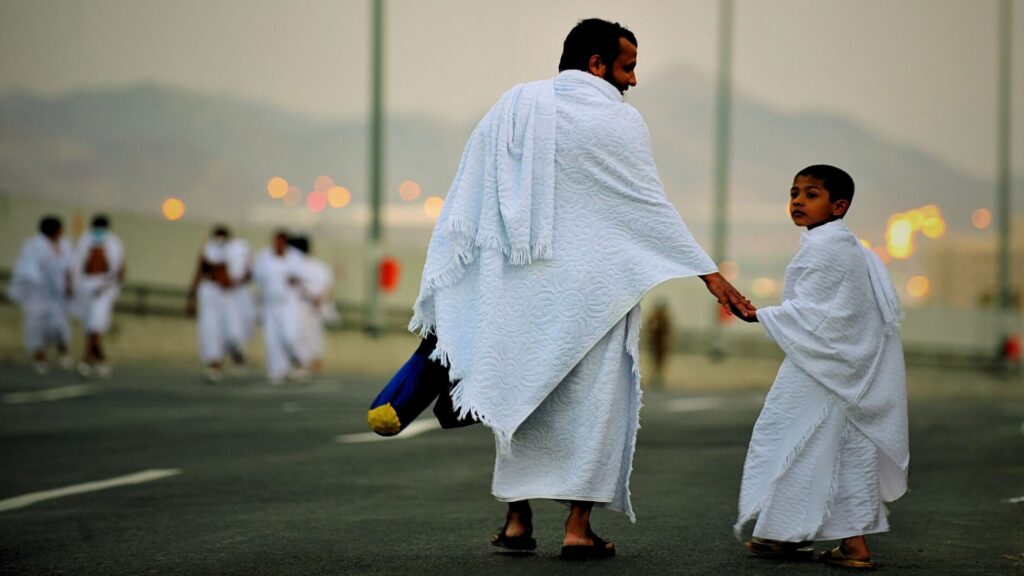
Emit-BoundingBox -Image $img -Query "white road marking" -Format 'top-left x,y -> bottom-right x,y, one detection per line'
0,469 -> 182,513
665,397 -> 729,412
1004,496 -> 1024,504
335,419 -> 442,444
3,385 -> 97,405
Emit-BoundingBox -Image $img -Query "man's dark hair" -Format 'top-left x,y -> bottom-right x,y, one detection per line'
212,224 -> 231,238
796,164 -> 855,205
558,18 -> 637,73
288,235 -> 309,254
39,215 -> 63,238
92,214 -> 110,228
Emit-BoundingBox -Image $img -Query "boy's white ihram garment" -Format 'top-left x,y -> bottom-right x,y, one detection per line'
8,234 -> 73,351
411,70 -> 717,520
736,219 -> 909,541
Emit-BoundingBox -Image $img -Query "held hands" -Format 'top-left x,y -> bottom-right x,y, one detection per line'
700,272 -> 758,322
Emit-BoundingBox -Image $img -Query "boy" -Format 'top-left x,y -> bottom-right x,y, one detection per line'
734,165 -> 909,570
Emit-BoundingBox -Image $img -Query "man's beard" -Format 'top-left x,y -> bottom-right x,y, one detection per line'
603,69 -> 628,94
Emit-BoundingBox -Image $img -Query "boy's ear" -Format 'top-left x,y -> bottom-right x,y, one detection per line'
831,199 -> 850,218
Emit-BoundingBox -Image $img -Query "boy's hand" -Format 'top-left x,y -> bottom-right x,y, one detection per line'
700,272 -> 756,320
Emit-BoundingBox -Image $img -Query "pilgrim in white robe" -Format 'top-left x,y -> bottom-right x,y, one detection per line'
8,233 -> 73,353
735,219 -> 909,542
196,240 -> 237,365
411,70 -> 717,520
253,246 -> 306,381
298,257 -> 336,364
71,231 -> 124,335
225,238 -> 257,348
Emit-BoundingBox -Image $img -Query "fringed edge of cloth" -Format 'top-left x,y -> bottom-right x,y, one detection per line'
408,215 -> 553,338
620,306 -> 644,523
733,396 -> 836,540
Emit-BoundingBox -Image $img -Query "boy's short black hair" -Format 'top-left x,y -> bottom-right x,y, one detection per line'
92,214 -> 110,228
212,224 -> 231,238
39,215 -> 63,238
558,18 -> 637,73
796,165 -> 854,205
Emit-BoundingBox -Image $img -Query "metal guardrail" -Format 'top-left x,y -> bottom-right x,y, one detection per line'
0,269 -> 1014,372
0,269 -> 412,333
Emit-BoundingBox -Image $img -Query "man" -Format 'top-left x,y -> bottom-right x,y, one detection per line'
8,215 -> 75,374
225,233 -> 257,371
253,231 -> 308,384
289,235 -> 338,374
71,214 -> 125,378
187,225 -> 247,383
410,18 -> 753,558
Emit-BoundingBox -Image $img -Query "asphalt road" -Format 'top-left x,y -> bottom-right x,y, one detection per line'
1,363 -> 1021,575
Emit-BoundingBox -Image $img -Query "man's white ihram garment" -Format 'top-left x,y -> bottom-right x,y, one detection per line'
410,70 -> 717,521
8,234 -> 73,351
735,219 -> 909,541
71,232 -> 124,334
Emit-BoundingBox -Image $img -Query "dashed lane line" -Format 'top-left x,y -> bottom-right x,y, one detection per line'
0,469 -> 183,513
3,384 -> 97,405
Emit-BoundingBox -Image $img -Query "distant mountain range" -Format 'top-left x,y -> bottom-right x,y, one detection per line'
0,64 -> 1005,274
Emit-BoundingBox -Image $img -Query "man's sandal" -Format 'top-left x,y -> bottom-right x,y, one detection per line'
745,538 -> 815,561
820,546 -> 878,570
560,529 -> 615,560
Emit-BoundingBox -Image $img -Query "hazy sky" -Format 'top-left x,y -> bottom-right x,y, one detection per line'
1,0 -> 1021,182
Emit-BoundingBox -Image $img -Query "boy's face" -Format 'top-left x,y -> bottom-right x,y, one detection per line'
789,175 -> 848,229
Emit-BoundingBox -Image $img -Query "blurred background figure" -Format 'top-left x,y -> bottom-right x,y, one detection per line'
225,233 -> 257,372
646,299 -> 673,388
187,225 -> 247,383
70,214 -> 125,378
289,235 -> 338,375
253,231 -> 308,384
7,215 -> 74,374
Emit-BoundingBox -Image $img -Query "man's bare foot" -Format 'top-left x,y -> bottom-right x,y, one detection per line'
840,535 -> 872,561
492,501 -> 535,550
562,501 -> 615,553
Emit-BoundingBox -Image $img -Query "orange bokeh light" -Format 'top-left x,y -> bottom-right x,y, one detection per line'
314,175 -> 335,193
328,186 -> 351,208
906,275 -> 931,299
399,180 -> 422,202
972,208 -> 992,230
162,197 -> 186,221
423,196 -> 444,219
283,185 -> 303,206
267,177 -> 288,199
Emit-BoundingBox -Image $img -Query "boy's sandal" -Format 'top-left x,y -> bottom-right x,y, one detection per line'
560,529 -> 615,560
491,520 -> 536,551
745,538 -> 815,561
820,546 -> 877,570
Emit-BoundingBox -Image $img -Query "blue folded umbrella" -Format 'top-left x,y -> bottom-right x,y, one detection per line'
368,335 -> 443,436
368,335 -> 477,436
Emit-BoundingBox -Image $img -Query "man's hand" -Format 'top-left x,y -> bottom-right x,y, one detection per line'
700,272 -> 757,320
